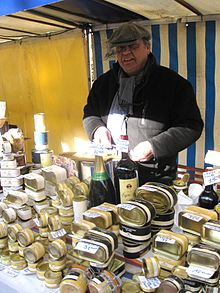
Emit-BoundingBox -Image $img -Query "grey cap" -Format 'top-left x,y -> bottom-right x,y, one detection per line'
108,22 -> 151,48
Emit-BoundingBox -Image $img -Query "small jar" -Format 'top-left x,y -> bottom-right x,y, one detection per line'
60,269 -> 88,293
23,241 -> 45,263
17,228 -> 35,247
10,254 -> 27,270
48,256 -> 66,272
36,261 -> 49,280
44,269 -> 62,289
88,270 -> 121,293
156,275 -> 185,293
48,238 -> 67,259
8,223 -> 23,242
2,207 -> 17,223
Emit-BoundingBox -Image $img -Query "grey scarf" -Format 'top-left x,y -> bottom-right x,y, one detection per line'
107,62 -> 149,144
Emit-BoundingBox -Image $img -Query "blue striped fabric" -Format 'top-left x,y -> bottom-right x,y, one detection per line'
92,21 -> 219,169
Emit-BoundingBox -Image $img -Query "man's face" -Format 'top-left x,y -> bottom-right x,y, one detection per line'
116,39 -> 150,76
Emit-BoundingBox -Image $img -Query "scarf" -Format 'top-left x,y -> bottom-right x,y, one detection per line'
107,54 -> 155,144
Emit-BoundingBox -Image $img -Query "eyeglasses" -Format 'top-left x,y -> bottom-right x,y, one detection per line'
116,43 -> 140,54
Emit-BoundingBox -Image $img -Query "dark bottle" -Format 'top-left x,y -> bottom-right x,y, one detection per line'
88,155 -> 116,207
114,135 -> 139,204
198,184 -> 219,209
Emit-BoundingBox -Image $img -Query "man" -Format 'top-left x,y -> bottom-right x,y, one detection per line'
83,22 -> 203,186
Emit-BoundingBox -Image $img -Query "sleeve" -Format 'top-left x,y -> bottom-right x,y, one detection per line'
83,80 -> 106,141
148,79 -> 204,159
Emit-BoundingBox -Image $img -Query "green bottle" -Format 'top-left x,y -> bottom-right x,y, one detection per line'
88,155 -> 116,207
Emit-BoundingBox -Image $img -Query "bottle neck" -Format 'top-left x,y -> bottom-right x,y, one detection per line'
94,155 -> 106,173
204,184 -> 214,191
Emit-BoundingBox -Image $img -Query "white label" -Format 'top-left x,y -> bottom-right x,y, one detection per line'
90,142 -> 105,155
139,276 -> 161,289
183,212 -> 203,222
187,265 -> 214,279
0,263 -> 7,271
75,241 -> 99,254
119,177 -> 138,203
155,235 -> 175,244
5,268 -> 19,278
116,138 -> 129,153
24,174 -> 35,180
203,170 -> 220,186
50,228 -> 66,239
118,203 -> 135,211
83,211 -> 100,218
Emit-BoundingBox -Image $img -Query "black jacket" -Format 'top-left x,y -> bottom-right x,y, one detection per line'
83,53 -> 203,184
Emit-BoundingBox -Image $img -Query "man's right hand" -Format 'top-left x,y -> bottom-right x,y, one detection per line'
93,126 -> 112,148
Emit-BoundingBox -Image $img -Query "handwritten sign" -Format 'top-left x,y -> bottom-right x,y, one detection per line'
203,169 -> 220,186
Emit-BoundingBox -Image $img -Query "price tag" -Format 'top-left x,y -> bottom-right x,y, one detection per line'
83,211 -> 100,218
24,174 -> 35,180
50,228 -> 67,239
187,265 -> 214,279
116,138 -> 129,153
5,268 -> 19,278
138,276 -> 161,290
155,235 -> 175,244
0,263 -> 7,271
75,241 -> 99,254
203,170 -> 220,186
90,142 -> 105,156
183,212 -> 203,222
118,203 -> 135,211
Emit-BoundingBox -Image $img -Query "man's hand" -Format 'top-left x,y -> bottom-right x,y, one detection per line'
93,126 -> 112,148
130,141 -> 154,162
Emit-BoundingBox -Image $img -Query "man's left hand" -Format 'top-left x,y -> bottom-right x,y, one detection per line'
130,141 -> 154,162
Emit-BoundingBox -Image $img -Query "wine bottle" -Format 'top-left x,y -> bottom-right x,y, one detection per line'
114,134 -> 139,204
88,155 -> 116,207
198,184 -> 219,209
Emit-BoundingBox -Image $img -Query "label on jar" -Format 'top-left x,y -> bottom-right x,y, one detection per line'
119,178 -> 138,203
183,213 -> 203,222
118,203 -> 135,211
50,228 -> 66,239
187,265 -> 214,279
155,235 -> 175,244
139,276 -> 161,290
75,241 -> 99,254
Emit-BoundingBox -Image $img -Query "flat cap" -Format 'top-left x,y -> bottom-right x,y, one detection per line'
108,22 -> 151,48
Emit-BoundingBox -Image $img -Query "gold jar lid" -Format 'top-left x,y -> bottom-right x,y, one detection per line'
28,258 -> 43,272
48,238 -> 67,259
23,241 -> 45,263
142,256 -> 161,278
36,261 -> 50,280
0,222 -> 8,238
73,182 -> 89,197
44,269 -> 62,288
8,240 -> 19,252
49,255 -> 66,272
17,228 -> 35,247
59,215 -> 74,225
8,223 -> 23,242
10,254 -> 27,270
59,206 -> 74,217
48,214 -> 62,231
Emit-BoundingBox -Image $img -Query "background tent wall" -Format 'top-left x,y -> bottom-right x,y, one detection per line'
0,30 -> 89,161
92,20 -> 220,169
